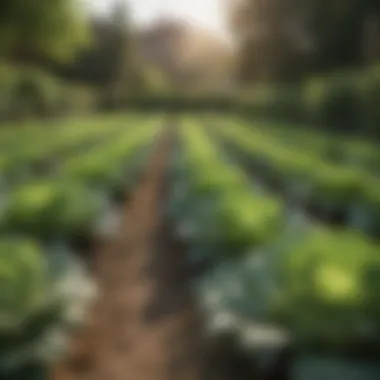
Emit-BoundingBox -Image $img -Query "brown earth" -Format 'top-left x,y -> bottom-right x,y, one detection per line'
50,127 -> 208,380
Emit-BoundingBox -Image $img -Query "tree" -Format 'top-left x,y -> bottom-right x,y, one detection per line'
0,0 -> 90,62
227,0 -> 312,84
305,0 -> 380,72
107,0 -> 145,105
227,0 -> 380,84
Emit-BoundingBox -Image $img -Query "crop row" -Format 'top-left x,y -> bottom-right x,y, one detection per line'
0,120 -> 160,242
0,117 -> 160,371
214,116 -> 380,172
259,120 -> 380,171
168,120 -> 283,258
0,114 -> 142,148
0,115 -> 150,186
169,120 -> 380,353
211,118 -> 380,238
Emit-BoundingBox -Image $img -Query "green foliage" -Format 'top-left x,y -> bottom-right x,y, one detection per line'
304,72 -> 361,131
274,228 -> 380,350
181,121 -> 284,255
270,86 -> 305,122
0,61 -> 97,120
140,65 -> 172,95
0,62 -> 18,119
357,65 -> 380,136
217,118 -> 380,235
11,67 -> 62,118
0,120 -> 159,239
0,0 -> 91,62
310,165 -> 365,203
214,190 -> 283,250
0,238 -> 50,331
237,64 -> 380,137
58,84 -> 97,115
0,180 -> 101,239
241,85 -> 305,123
232,0 -> 380,85
62,123 -> 158,194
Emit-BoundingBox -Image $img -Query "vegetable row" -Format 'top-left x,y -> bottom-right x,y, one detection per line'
168,120 -> 284,258
0,117 -> 160,372
212,119 -> 380,238
0,115 -> 149,186
171,120 -> 380,352
0,121 -> 160,242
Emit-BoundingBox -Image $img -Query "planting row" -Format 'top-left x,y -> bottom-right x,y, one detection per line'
168,120 -> 284,259
211,118 -> 380,238
252,119 -> 380,171
0,121 -> 160,243
0,115 -> 149,186
0,117 -> 161,374
168,120 -> 380,354
201,113 -> 380,172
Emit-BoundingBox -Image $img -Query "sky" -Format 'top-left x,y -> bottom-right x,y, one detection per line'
86,0 -> 228,37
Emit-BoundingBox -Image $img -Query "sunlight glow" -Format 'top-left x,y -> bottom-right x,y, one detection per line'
87,0 -> 228,36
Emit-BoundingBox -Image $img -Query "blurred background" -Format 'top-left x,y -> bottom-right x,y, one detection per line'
1,0 -> 380,130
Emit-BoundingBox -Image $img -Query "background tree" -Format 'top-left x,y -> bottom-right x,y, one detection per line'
227,0 -> 380,85
0,0 -> 91,63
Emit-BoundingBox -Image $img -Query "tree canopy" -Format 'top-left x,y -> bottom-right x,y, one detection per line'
228,0 -> 380,84
0,0 -> 91,62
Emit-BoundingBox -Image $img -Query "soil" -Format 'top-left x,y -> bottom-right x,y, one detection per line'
50,127 -> 205,380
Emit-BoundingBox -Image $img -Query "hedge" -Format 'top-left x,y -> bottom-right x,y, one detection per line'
0,62 -> 97,122
234,65 -> 380,137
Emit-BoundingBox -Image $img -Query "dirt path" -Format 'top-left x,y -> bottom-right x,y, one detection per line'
51,127 -> 206,380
